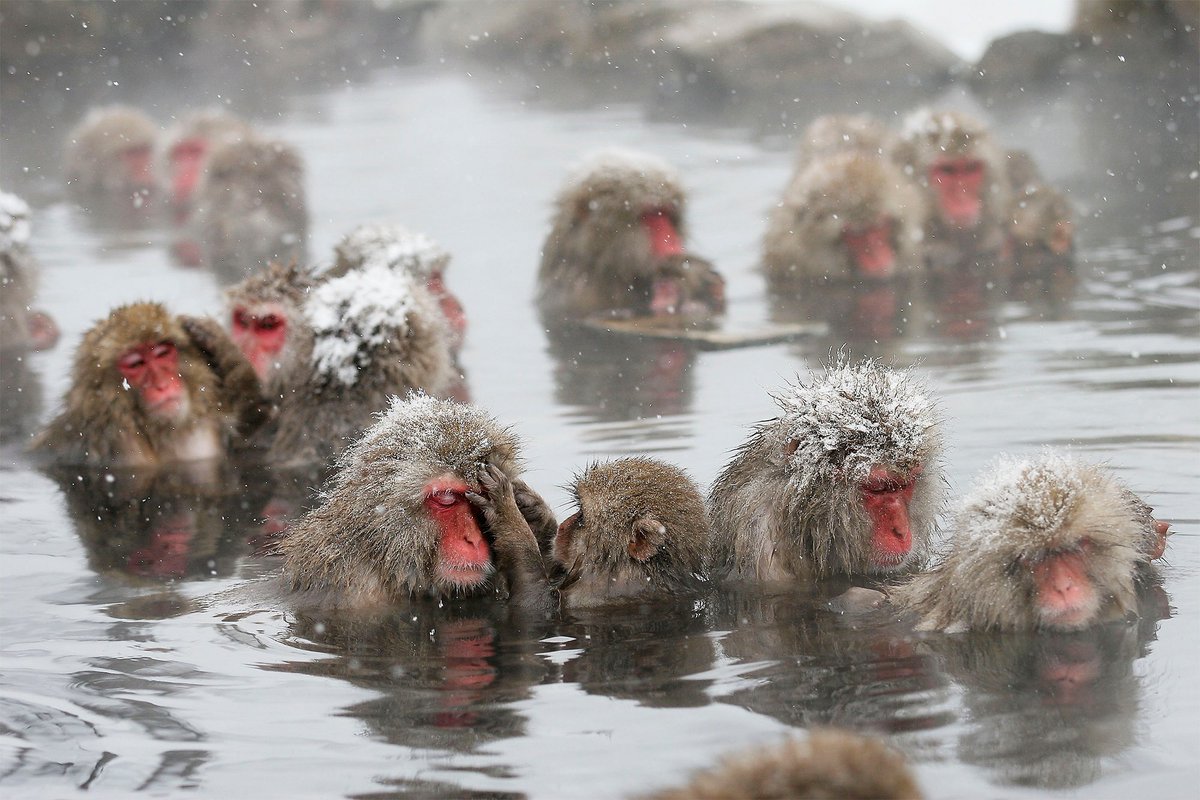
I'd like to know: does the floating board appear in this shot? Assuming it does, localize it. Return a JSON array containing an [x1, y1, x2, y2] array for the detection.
[[580, 317, 827, 351]]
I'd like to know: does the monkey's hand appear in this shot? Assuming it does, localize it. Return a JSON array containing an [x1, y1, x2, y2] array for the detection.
[[512, 478, 558, 557], [179, 315, 272, 436], [467, 464, 556, 616]]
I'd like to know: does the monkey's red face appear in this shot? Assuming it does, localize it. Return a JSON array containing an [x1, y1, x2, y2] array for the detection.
[[170, 137, 208, 208], [120, 144, 155, 191], [1030, 544, 1101, 629], [860, 465, 920, 571], [841, 216, 897, 278], [231, 304, 288, 382], [929, 156, 985, 228], [640, 208, 684, 259], [117, 341, 187, 420], [425, 476, 494, 590], [426, 271, 467, 344]]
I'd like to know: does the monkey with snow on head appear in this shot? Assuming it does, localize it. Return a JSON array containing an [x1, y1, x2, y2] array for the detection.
[[892, 450, 1170, 633], [708, 357, 943, 585], [1, 191, 58, 353]]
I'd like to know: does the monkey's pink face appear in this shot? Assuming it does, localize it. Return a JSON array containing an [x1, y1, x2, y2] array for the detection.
[[425, 475, 494, 590], [1029, 543, 1102, 630], [860, 465, 921, 572], [929, 156, 985, 228], [117, 340, 188, 420], [231, 303, 288, 382], [170, 137, 208, 209], [841, 216, 897, 279]]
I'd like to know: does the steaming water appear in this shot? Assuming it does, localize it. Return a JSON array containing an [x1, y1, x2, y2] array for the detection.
[[1, 59, 1197, 799]]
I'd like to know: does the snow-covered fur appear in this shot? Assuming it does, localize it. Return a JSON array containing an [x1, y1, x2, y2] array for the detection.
[[330, 223, 450, 281], [893, 451, 1163, 633], [280, 395, 523, 606], [709, 358, 943, 583], [1, 191, 37, 348]]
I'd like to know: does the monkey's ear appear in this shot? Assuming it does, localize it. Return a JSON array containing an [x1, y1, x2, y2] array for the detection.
[[628, 518, 667, 562], [783, 438, 800, 457]]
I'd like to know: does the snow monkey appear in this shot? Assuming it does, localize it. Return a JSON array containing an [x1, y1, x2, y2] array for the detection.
[[553, 457, 710, 609], [537, 148, 726, 323], [32, 302, 267, 467], [280, 395, 556, 614], [224, 260, 456, 464], [1004, 149, 1075, 274], [63, 105, 159, 205], [160, 108, 252, 213], [892, 450, 1170, 632], [708, 357, 943, 584], [1, 190, 58, 352], [641, 729, 923, 800]]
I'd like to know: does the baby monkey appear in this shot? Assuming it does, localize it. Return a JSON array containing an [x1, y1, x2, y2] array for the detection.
[[554, 457, 710, 609]]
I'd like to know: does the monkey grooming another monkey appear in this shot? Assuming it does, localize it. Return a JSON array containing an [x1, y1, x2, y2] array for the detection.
[[641, 729, 923, 800], [63, 105, 159, 207], [708, 358, 943, 584], [892, 450, 1170, 633], [331, 223, 467, 352], [32, 302, 267, 467], [537, 148, 725, 324], [554, 457, 710, 609], [280, 394, 555, 613], [895, 109, 1012, 273], [225, 260, 456, 464]]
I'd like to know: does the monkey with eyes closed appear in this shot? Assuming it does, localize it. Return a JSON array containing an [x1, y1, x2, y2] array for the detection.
[[708, 357, 944, 585], [553, 457, 711, 609], [891, 450, 1169, 633], [31, 302, 268, 468]]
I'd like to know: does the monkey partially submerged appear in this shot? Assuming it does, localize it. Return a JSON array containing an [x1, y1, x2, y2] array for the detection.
[[32, 302, 268, 467], [641, 729, 923, 800], [225, 260, 457, 464], [892, 450, 1170, 633], [708, 358, 943, 584], [280, 395, 556, 614], [63, 105, 159, 206], [554, 457, 711, 609], [1, 191, 59, 353], [537, 148, 726, 324]]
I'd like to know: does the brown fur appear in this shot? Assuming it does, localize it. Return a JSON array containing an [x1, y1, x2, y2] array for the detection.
[[894, 109, 1012, 271], [537, 148, 724, 321], [279, 395, 548, 609], [795, 113, 895, 162], [31, 302, 265, 467], [555, 457, 710, 609], [193, 136, 308, 278], [892, 451, 1165, 632], [63, 105, 158, 199], [642, 729, 923, 800], [708, 359, 943, 584], [1005, 150, 1075, 272]]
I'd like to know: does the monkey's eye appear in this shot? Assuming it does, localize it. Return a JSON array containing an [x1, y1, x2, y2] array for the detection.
[[117, 351, 146, 375], [862, 478, 903, 495], [428, 490, 458, 507], [232, 309, 251, 330], [152, 342, 175, 361], [256, 314, 283, 331]]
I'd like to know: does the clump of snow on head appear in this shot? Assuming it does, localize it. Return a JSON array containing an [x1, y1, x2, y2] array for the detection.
[[900, 108, 987, 156], [333, 224, 449, 281], [957, 450, 1087, 558], [564, 148, 684, 211], [775, 357, 936, 487], [304, 264, 420, 386], [0, 191, 32, 253]]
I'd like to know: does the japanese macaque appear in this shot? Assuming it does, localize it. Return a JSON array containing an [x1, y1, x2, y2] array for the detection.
[[63, 105, 159, 205], [330, 223, 467, 352], [537, 148, 726, 324], [642, 729, 923, 800], [160, 108, 252, 213], [794, 113, 895, 163], [31, 302, 268, 467], [1, 191, 58, 352], [895, 109, 1012, 271], [225, 260, 457, 464], [708, 358, 943, 584], [892, 450, 1170, 633], [1005, 149, 1075, 273], [762, 147, 925, 287], [553, 457, 710, 609], [192, 135, 308, 279], [280, 395, 555, 613]]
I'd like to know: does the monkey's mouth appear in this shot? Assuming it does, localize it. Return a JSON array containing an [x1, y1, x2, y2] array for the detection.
[[1039, 600, 1100, 631], [436, 561, 495, 590], [868, 549, 912, 573]]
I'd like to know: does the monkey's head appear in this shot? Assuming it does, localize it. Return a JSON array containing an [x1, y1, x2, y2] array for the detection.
[[945, 452, 1162, 631], [226, 261, 316, 390], [162, 109, 249, 209], [555, 457, 710, 607], [66, 105, 158, 196], [202, 137, 305, 206], [785, 151, 924, 281], [308, 394, 524, 598], [898, 108, 1008, 230], [71, 302, 212, 428], [767, 357, 943, 576]]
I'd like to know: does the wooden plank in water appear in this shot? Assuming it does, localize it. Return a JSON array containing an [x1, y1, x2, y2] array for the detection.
[[579, 317, 827, 350]]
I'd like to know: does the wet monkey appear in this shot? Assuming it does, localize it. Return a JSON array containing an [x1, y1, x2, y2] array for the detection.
[[32, 302, 267, 467], [892, 450, 1170, 632], [708, 358, 943, 584], [160, 108, 251, 213], [63, 105, 159, 205]]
